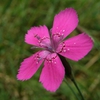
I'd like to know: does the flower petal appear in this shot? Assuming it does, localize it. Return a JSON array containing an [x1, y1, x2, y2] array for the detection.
[[51, 8, 78, 39], [57, 33, 93, 61], [25, 25, 50, 47], [17, 51, 44, 81], [39, 53, 65, 92]]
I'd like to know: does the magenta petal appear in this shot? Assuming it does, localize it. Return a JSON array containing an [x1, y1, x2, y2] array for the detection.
[[57, 33, 93, 61], [39, 53, 65, 92], [51, 8, 78, 39], [25, 25, 50, 46], [17, 51, 44, 80]]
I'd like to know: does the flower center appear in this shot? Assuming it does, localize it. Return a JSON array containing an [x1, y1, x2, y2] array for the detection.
[[33, 33, 64, 53], [39, 37, 54, 52], [51, 33, 64, 51]]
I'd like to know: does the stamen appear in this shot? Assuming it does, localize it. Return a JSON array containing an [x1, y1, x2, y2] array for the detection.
[[61, 33, 64, 36], [54, 62, 56, 64], [63, 50, 66, 52], [67, 48, 70, 51], [49, 60, 51, 63], [52, 33, 64, 43], [62, 30, 65, 32], [36, 61, 39, 64], [38, 37, 52, 51]]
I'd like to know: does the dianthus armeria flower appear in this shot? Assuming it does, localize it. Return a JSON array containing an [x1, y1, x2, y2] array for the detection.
[[17, 8, 93, 92]]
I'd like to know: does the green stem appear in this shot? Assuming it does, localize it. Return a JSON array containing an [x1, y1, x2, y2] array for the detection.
[[64, 80, 80, 100], [58, 54, 85, 100], [70, 77, 85, 100]]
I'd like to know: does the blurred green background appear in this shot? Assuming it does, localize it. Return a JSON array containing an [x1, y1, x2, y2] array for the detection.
[[0, 0, 100, 100]]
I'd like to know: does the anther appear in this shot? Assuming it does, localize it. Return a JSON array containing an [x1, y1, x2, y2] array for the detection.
[[54, 62, 56, 64], [36, 61, 39, 64], [63, 50, 66, 52], [61, 34, 64, 36], [62, 30, 65, 32], [67, 48, 70, 51], [49, 61, 51, 63]]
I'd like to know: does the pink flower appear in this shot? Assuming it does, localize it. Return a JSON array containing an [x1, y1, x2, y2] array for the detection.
[[17, 8, 93, 92]]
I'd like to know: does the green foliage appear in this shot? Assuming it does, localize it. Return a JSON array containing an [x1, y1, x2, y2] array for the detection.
[[0, 0, 100, 100]]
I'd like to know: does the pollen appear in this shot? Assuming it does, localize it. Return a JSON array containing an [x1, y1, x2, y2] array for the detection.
[[54, 62, 56, 64], [36, 61, 39, 64], [62, 30, 65, 32], [63, 50, 66, 52], [67, 48, 70, 51]]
